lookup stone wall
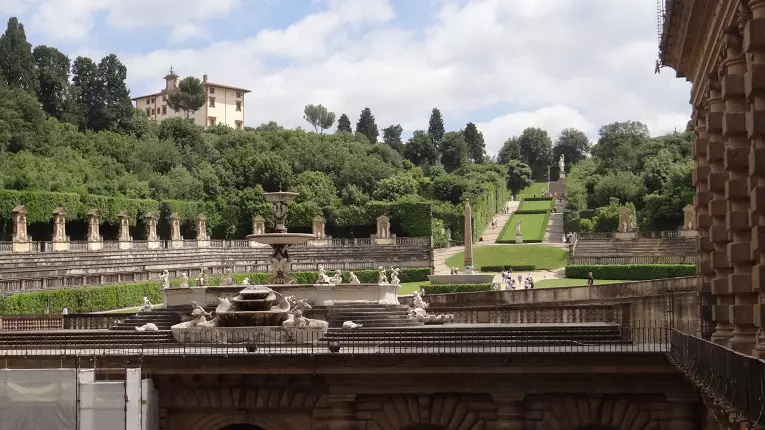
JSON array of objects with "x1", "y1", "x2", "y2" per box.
[{"x1": 402, "y1": 277, "x2": 701, "y2": 335}]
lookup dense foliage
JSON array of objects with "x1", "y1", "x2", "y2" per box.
[
  {"x1": 564, "y1": 121, "x2": 693, "y2": 232},
  {"x1": 0, "y1": 282, "x2": 161, "y2": 314}
]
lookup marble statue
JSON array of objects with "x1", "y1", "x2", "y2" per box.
[
  {"x1": 348, "y1": 272, "x2": 361, "y2": 285},
  {"x1": 158, "y1": 270, "x2": 170, "y2": 289},
  {"x1": 220, "y1": 267, "x2": 235, "y2": 286},
  {"x1": 376, "y1": 215, "x2": 391, "y2": 239},
  {"x1": 330, "y1": 270, "x2": 343, "y2": 284},
  {"x1": 515, "y1": 221, "x2": 522, "y2": 236},
  {"x1": 377, "y1": 266, "x2": 388, "y2": 284},
  {"x1": 61, "y1": 307, "x2": 68, "y2": 315},
  {"x1": 136, "y1": 323, "x2": 158, "y2": 332},
  {"x1": 682, "y1": 204, "x2": 695, "y2": 230},
  {"x1": 241, "y1": 277, "x2": 250, "y2": 285},
  {"x1": 342, "y1": 321, "x2": 363, "y2": 329},
  {"x1": 195, "y1": 266, "x2": 207, "y2": 286},
  {"x1": 282, "y1": 296, "x2": 328, "y2": 329},
  {"x1": 139, "y1": 297, "x2": 153, "y2": 313},
  {"x1": 317, "y1": 265, "x2": 332, "y2": 283},
  {"x1": 409, "y1": 291, "x2": 454, "y2": 325},
  {"x1": 389, "y1": 267, "x2": 401, "y2": 286},
  {"x1": 558, "y1": 155, "x2": 565, "y2": 174},
  {"x1": 617, "y1": 207, "x2": 632, "y2": 233},
  {"x1": 12, "y1": 205, "x2": 29, "y2": 242},
  {"x1": 179, "y1": 272, "x2": 189, "y2": 288},
  {"x1": 118, "y1": 213, "x2": 131, "y2": 241}
]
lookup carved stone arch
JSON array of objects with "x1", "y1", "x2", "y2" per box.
[
  {"x1": 189, "y1": 412, "x2": 288, "y2": 430},
  {"x1": 355, "y1": 393, "x2": 495, "y2": 430},
  {"x1": 526, "y1": 394, "x2": 661, "y2": 430}
]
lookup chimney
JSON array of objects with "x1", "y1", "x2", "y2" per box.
[{"x1": 203, "y1": 74, "x2": 208, "y2": 83}]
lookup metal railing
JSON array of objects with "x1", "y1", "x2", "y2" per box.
[
  {"x1": 668, "y1": 330, "x2": 765, "y2": 427},
  {"x1": 0, "y1": 323, "x2": 670, "y2": 357}
]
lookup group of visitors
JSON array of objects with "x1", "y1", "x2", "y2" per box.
[
  {"x1": 492, "y1": 269, "x2": 535, "y2": 291},
  {"x1": 561, "y1": 232, "x2": 574, "y2": 243}
]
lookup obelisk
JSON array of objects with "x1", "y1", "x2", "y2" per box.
[{"x1": 464, "y1": 199, "x2": 473, "y2": 274}]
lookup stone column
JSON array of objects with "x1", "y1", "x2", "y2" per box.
[
  {"x1": 170, "y1": 213, "x2": 183, "y2": 249},
  {"x1": 118, "y1": 211, "x2": 132, "y2": 250},
  {"x1": 145, "y1": 212, "x2": 160, "y2": 249},
  {"x1": 312, "y1": 216, "x2": 327, "y2": 245},
  {"x1": 11, "y1": 205, "x2": 31, "y2": 253},
  {"x1": 51, "y1": 207, "x2": 69, "y2": 252},
  {"x1": 745, "y1": 0, "x2": 765, "y2": 358},
  {"x1": 694, "y1": 105, "x2": 716, "y2": 340},
  {"x1": 249, "y1": 215, "x2": 266, "y2": 247},
  {"x1": 86, "y1": 209, "x2": 103, "y2": 251},
  {"x1": 707, "y1": 71, "x2": 735, "y2": 346},
  {"x1": 196, "y1": 214, "x2": 209, "y2": 248},
  {"x1": 464, "y1": 198, "x2": 474, "y2": 274},
  {"x1": 722, "y1": 28, "x2": 757, "y2": 353}
]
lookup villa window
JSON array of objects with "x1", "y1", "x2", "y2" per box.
[
  {"x1": 209, "y1": 87, "x2": 215, "y2": 94},
  {"x1": 236, "y1": 101, "x2": 242, "y2": 111},
  {"x1": 146, "y1": 99, "x2": 150, "y2": 105},
  {"x1": 151, "y1": 108, "x2": 155, "y2": 115},
  {"x1": 236, "y1": 91, "x2": 243, "y2": 98},
  {"x1": 145, "y1": 108, "x2": 150, "y2": 115},
  {"x1": 209, "y1": 97, "x2": 215, "y2": 108},
  {"x1": 235, "y1": 120, "x2": 243, "y2": 130},
  {"x1": 208, "y1": 117, "x2": 216, "y2": 127},
  {"x1": 162, "y1": 106, "x2": 167, "y2": 115},
  {"x1": 150, "y1": 98, "x2": 155, "y2": 104}
]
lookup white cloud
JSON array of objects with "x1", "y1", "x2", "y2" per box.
[
  {"x1": 48, "y1": 0, "x2": 692, "y2": 148},
  {"x1": 168, "y1": 23, "x2": 207, "y2": 44}
]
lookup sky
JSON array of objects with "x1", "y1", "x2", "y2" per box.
[{"x1": 0, "y1": 0, "x2": 693, "y2": 154}]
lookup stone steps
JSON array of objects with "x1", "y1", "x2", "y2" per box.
[
  {"x1": 0, "y1": 330, "x2": 175, "y2": 348},
  {"x1": 109, "y1": 310, "x2": 181, "y2": 331}
]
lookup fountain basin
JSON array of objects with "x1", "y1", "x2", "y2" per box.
[
  {"x1": 171, "y1": 326, "x2": 326, "y2": 345},
  {"x1": 217, "y1": 310, "x2": 289, "y2": 327},
  {"x1": 245, "y1": 233, "x2": 315, "y2": 245},
  {"x1": 263, "y1": 191, "x2": 299, "y2": 203},
  {"x1": 230, "y1": 298, "x2": 276, "y2": 311}
]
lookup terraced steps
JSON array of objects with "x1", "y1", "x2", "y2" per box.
[
  {"x1": 0, "y1": 330, "x2": 175, "y2": 348},
  {"x1": 310, "y1": 304, "x2": 424, "y2": 328},
  {"x1": 109, "y1": 310, "x2": 181, "y2": 331}
]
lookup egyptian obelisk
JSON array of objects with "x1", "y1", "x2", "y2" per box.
[{"x1": 464, "y1": 199, "x2": 473, "y2": 274}]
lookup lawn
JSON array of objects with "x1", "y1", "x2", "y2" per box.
[
  {"x1": 399, "y1": 281, "x2": 429, "y2": 295},
  {"x1": 498, "y1": 212, "x2": 549, "y2": 242},
  {"x1": 517, "y1": 199, "x2": 553, "y2": 211},
  {"x1": 445, "y1": 244, "x2": 567, "y2": 270},
  {"x1": 517, "y1": 181, "x2": 549, "y2": 199},
  {"x1": 534, "y1": 278, "x2": 630, "y2": 289}
]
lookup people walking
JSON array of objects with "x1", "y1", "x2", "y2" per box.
[{"x1": 587, "y1": 272, "x2": 594, "y2": 287}]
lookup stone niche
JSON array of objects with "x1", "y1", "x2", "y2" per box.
[
  {"x1": 615, "y1": 206, "x2": 636, "y2": 240},
  {"x1": 118, "y1": 211, "x2": 132, "y2": 250},
  {"x1": 312, "y1": 216, "x2": 328, "y2": 245},
  {"x1": 86, "y1": 208, "x2": 103, "y2": 251},
  {"x1": 11, "y1": 205, "x2": 32, "y2": 253},
  {"x1": 680, "y1": 204, "x2": 698, "y2": 237},
  {"x1": 51, "y1": 207, "x2": 70, "y2": 252},
  {"x1": 374, "y1": 215, "x2": 394, "y2": 245},
  {"x1": 170, "y1": 213, "x2": 183, "y2": 249},
  {"x1": 196, "y1": 214, "x2": 210, "y2": 248},
  {"x1": 145, "y1": 212, "x2": 160, "y2": 249},
  {"x1": 248, "y1": 216, "x2": 268, "y2": 247}
]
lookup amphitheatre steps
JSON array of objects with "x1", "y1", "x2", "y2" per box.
[
  {"x1": 573, "y1": 237, "x2": 696, "y2": 258},
  {"x1": 311, "y1": 304, "x2": 424, "y2": 328},
  {"x1": 0, "y1": 330, "x2": 175, "y2": 348},
  {"x1": 110, "y1": 310, "x2": 181, "y2": 331}
]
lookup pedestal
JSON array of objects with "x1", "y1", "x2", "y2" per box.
[
  {"x1": 311, "y1": 239, "x2": 329, "y2": 246},
  {"x1": 374, "y1": 238, "x2": 395, "y2": 245},
  {"x1": 147, "y1": 240, "x2": 160, "y2": 250},
  {"x1": 87, "y1": 240, "x2": 103, "y2": 251},
  {"x1": 11, "y1": 240, "x2": 31, "y2": 253},
  {"x1": 197, "y1": 239, "x2": 210, "y2": 248},
  {"x1": 463, "y1": 266, "x2": 474, "y2": 275},
  {"x1": 315, "y1": 284, "x2": 334, "y2": 306},
  {"x1": 248, "y1": 240, "x2": 268, "y2": 248},
  {"x1": 614, "y1": 232, "x2": 637, "y2": 240},
  {"x1": 171, "y1": 240, "x2": 183, "y2": 249},
  {"x1": 51, "y1": 240, "x2": 69, "y2": 252},
  {"x1": 680, "y1": 230, "x2": 699, "y2": 238},
  {"x1": 515, "y1": 234, "x2": 523, "y2": 244},
  {"x1": 118, "y1": 240, "x2": 132, "y2": 250}
]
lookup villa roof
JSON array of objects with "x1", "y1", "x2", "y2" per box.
[{"x1": 131, "y1": 81, "x2": 251, "y2": 101}]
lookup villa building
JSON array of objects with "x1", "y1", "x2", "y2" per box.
[{"x1": 132, "y1": 69, "x2": 250, "y2": 130}]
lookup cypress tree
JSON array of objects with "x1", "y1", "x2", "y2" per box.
[
  {"x1": 336, "y1": 113, "x2": 352, "y2": 133},
  {"x1": 355, "y1": 107, "x2": 379, "y2": 143},
  {"x1": 463, "y1": 122, "x2": 486, "y2": 163},
  {"x1": 428, "y1": 108, "x2": 445, "y2": 143},
  {"x1": 0, "y1": 17, "x2": 38, "y2": 93}
]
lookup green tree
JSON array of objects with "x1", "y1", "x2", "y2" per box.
[
  {"x1": 439, "y1": 131, "x2": 468, "y2": 172},
  {"x1": 0, "y1": 18, "x2": 37, "y2": 93},
  {"x1": 294, "y1": 170, "x2": 337, "y2": 204},
  {"x1": 505, "y1": 159, "x2": 533, "y2": 196},
  {"x1": 496, "y1": 137, "x2": 520, "y2": 164},
  {"x1": 303, "y1": 104, "x2": 335, "y2": 133},
  {"x1": 382, "y1": 124, "x2": 404, "y2": 153},
  {"x1": 0, "y1": 80, "x2": 46, "y2": 153},
  {"x1": 336, "y1": 113, "x2": 352, "y2": 133},
  {"x1": 553, "y1": 128, "x2": 589, "y2": 172},
  {"x1": 463, "y1": 122, "x2": 485, "y2": 163},
  {"x1": 167, "y1": 76, "x2": 206, "y2": 120},
  {"x1": 96, "y1": 54, "x2": 133, "y2": 132},
  {"x1": 33, "y1": 45, "x2": 70, "y2": 120},
  {"x1": 428, "y1": 107, "x2": 445, "y2": 143},
  {"x1": 355, "y1": 107, "x2": 378, "y2": 143},
  {"x1": 404, "y1": 130, "x2": 439, "y2": 166},
  {"x1": 372, "y1": 172, "x2": 419, "y2": 201},
  {"x1": 69, "y1": 56, "x2": 100, "y2": 130},
  {"x1": 591, "y1": 121, "x2": 650, "y2": 170},
  {"x1": 518, "y1": 127, "x2": 553, "y2": 179}
]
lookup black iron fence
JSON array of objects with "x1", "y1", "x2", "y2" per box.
[
  {"x1": 668, "y1": 330, "x2": 765, "y2": 427},
  {"x1": 0, "y1": 323, "x2": 671, "y2": 357}
]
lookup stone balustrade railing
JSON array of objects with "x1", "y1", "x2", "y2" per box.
[
  {"x1": 0, "y1": 314, "x2": 122, "y2": 331},
  {"x1": 576, "y1": 231, "x2": 685, "y2": 241},
  {"x1": 569, "y1": 255, "x2": 698, "y2": 265},
  {"x1": 427, "y1": 304, "x2": 629, "y2": 326},
  {"x1": 0, "y1": 236, "x2": 431, "y2": 254}
]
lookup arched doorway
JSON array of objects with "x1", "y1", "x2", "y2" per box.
[{"x1": 218, "y1": 425, "x2": 266, "y2": 430}]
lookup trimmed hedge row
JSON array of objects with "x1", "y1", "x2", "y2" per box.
[
  {"x1": 422, "y1": 284, "x2": 492, "y2": 294},
  {"x1": 0, "y1": 282, "x2": 162, "y2": 315},
  {"x1": 522, "y1": 197, "x2": 554, "y2": 201},
  {"x1": 513, "y1": 209, "x2": 550, "y2": 215},
  {"x1": 565, "y1": 264, "x2": 696, "y2": 280},
  {"x1": 479, "y1": 265, "x2": 536, "y2": 272},
  {"x1": 170, "y1": 268, "x2": 433, "y2": 287}
]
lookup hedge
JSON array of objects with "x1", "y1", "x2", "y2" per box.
[
  {"x1": 565, "y1": 264, "x2": 696, "y2": 280},
  {"x1": 513, "y1": 209, "x2": 550, "y2": 215},
  {"x1": 0, "y1": 282, "x2": 162, "y2": 315},
  {"x1": 432, "y1": 183, "x2": 509, "y2": 243},
  {"x1": 523, "y1": 197, "x2": 554, "y2": 201},
  {"x1": 170, "y1": 267, "x2": 433, "y2": 287},
  {"x1": 422, "y1": 284, "x2": 492, "y2": 294},
  {"x1": 479, "y1": 265, "x2": 536, "y2": 272}
]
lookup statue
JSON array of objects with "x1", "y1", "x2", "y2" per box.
[
  {"x1": 330, "y1": 269, "x2": 343, "y2": 284},
  {"x1": 135, "y1": 323, "x2": 158, "y2": 332},
  {"x1": 389, "y1": 267, "x2": 401, "y2": 286},
  {"x1": 376, "y1": 215, "x2": 391, "y2": 239},
  {"x1": 179, "y1": 272, "x2": 189, "y2": 288},
  {"x1": 170, "y1": 213, "x2": 182, "y2": 241},
  {"x1": 158, "y1": 270, "x2": 170, "y2": 289},
  {"x1": 220, "y1": 267, "x2": 234, "y2": 286},
  {"x1": 317, "y1": 265, "x2": 332, "y2": 283},
  {"x1": 195, "y1": 266, "x2": 207, "y2": 286},
  {"x1": 61, "y1": 307, "x2": 69, "y2": 315},
  {"x1": 282, "y1": 296, "x2": 328, "y2": 329},
  {"x1": 139, "y1": 297, "x2": 153, "y2": 313},
  {"x1": 409, "y1": 291, "x2": 454, "y2": 325},
  {"x1": 558, "y1": 155, "x2": 565, "y2": 174},
  {"x1": 348, "y1": 272, "x2": 361, "y2": 284},
  {"x1": 241, "y1": 277, "x2": 250, "y2": 285},
  {"x1": 682, "y1": 204, "x2": 695, "y2": 230},
  {"x1": 618, "y1": 207, "x2": 632, "y2": 233},
  {"x1": 377, "y1": 266, "x2": 388, "y2": 284}
]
